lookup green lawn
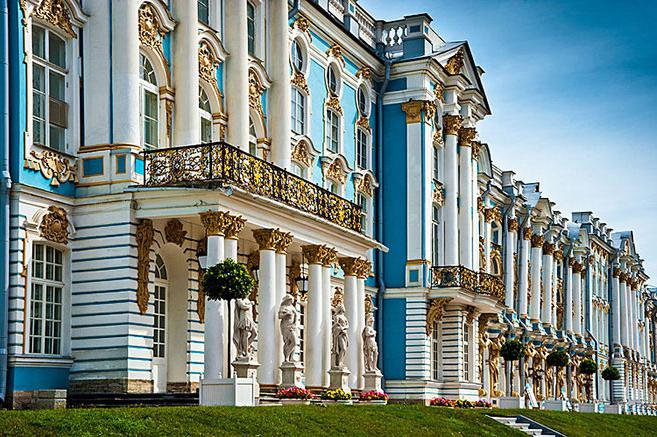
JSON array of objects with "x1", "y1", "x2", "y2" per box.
[{"x1": 0, "y1": 404, "x2": 654, "y2": 436}]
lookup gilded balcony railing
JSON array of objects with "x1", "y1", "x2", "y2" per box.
[
  {"x1": 142, "y1": 142, "x2": 362, "y2": 233},
  {"x1": 431, "y1": 266, "x2": 505, "y2": 302}
]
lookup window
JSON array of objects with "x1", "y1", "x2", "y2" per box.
[
  {"x1": 291, "y1": 39, "x2": 304, "y2": 72},
  {"x1": 327, "y1": 65, "x2": 339, "y2": 96},
  {"x1": 357, "y1": 193, "x2": 368, "y2": 234},
  {"x1": 327, "y1": 180, "x2": 338, "y2": 194},
  {"x1": 432, "y1": 204, "x2": 440, "y2": 264},
  {"x1": 290, "y1": 162, "x2": 304, "y2": 178},
  {"x1": 433, "y1": 146, "x2": 440, "y2": 180},
  {"x1": 32, "y1": 25, "x2": 68, "y2": 151},
  {"x1": 29, "y1": 243, "x2": 63, "y2": 355},
  {"x1": 198, "y1": 0, "x2": 209, "y2": 25},
  {"x1": 199, "y1": 87, "x2": 212, "y2": 143},
  {"x1": 248, "y1": 117, "x2": 258, "y2": 156},
  {"x1": 431, "y1": 321, "x2": 441, "y2": 380},
  {"x1": 153, "y1": 255, "x2": 167, "y2": 359},
  {"x1": 491, "y1": 222, "x2": 501, "y2": 245},
  {"x1": 247, "y1": 2, "x2": 255, "y2": 56},
  {"x1": 462, "y1": 322, "x2": 469, "y2": 380},
  {"x1": 326, "y1": 109, "x2": 340, "y2": 153},
  {"x1": 291, "y1": 87, "x2": 305, "y2": 134},
  {"x1": 357, "y1": 86, "x2": 369, "y2": 116},
  {"x1": 140, "y1": 54, "x2": 159, "y2": 148},
  {"x1": 356, "y1": 128, "x2": 368, "y2": 169}
]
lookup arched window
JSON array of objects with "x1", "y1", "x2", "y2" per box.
[
  {"x1": 356, "y1": 128, "x2": 368, "y2": 169},
  {"x1": 247, "y1": 2, "x2": 256, "y2": 56},
  {"x1": 199, "y1": 87, "x2": 212, "y2": 143},
  {"x1": 327, "y1": 64, "x2": 339, "y2": 96},
  {"x1": 491, "y1": 221, "x2": 501, "y2": 245},
  {"x1": 32, "y1": 25, "x2": 68, "y2": 151},
  {"x1": 290, "y1": 39, "x2": 304, "y2": 72},
  {"x1": 291, "y1": 87, "x2": 305, "y2": 134},
  {"x1": 140, "y1": 54, "x2": 159, "y2": 148},
  {"x1": 29, "y1": 242, "x2": 64, "y2": 355},
  {"x1": 357, "y1": 85, "x2": 369, "y2": 117},
  {"x1": 154, "y1": 254, "x2": 168, "y2": 280},
  {"x1": 153, "y1": 255, "x2": 167, "y2": 359},
  {"x1": 325, "y1": 110, "x2": 340, "y2": 153},
  {"x1": 356, "y1": 193, "x2": 369, "y2": 235},
  {"x1": 248, "y1": 117, "x2": 258, "y2": 156}
]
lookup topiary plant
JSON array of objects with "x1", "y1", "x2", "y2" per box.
[
  {"x1": 579, "y1": 358, "x2": 598, "y2": 376},
  {"x1": 546, "y1": 349, "x2": 570, "y2": 368},
  {"x1": 500, "y1": 339, "x2": 525, "y2": 362},
  {"x1": 602, "y1": 366, "x2": 621, "y2": 381},
  {"x1": 202, "y1": 258, "x2": 254, "y2": 301}
]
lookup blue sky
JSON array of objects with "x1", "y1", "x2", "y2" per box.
[{"x1": 363, "y1": 0, "x2": 657, "y2": 280}]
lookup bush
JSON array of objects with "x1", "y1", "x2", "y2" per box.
[
  {"x1": 429, "y1": 397, "x2": 454, "y2": 407},
  {"x1": 579, "y1": 358, "x2": 598, "y2": 375},
  {"x1": 202, "y1": 258, "x2": 254, "y2": 301},
  {"x1": 360, "y1": 391, "x2": 388, "y2": 401},
  {"x1": 602, "y1": 366, "x2": 621, "y2": 381},
  {"x1": 322, "y1": 388, "x2": 352, "y2": 401},
  {"x1": 500, "y1": 339, "x2": 525, "y2": 362},
  {"x1": 474, "y1": 399, "x2": 492, "y2": 408},
  {"x1": 546, "y1": 349, "x2": 570, "y2": 368},
  {"x1": 276, "y1": 387, "x2": 315, "y2": 400}
]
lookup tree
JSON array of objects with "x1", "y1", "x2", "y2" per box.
[
  {"x1": 578, "y1": 358, "x2": 598, "y2": 402},
  {"x1": 601, "y1": 366, "x2": 621, "y2": 405},
  {"x1": 546, "y1": 350, "x2": 569, "y2": 399},
  {"x1": 202, "y1": 258, "x2": 254, "y2": 301},
  {"x1": 500, "y1": 339, "x2": 525, "y2": 396}
]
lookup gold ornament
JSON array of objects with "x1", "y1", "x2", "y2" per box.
[
  {"x1": 248, "y1": 70, "x2": 265, "y2": 117},
  {"x1": 426, "y1": 297, "x2": 453, "y2": 336},
  {"x1": 458, "y1": 127, "x2": 477, "y2": 148},
  {"x1": 356, "y1": 66, "x2": 372, "y2": 81},
  {"x1": 139, "y1": 3, "x2": 166, "y2": 61},
  {"x1": 322, "y1": 159, "x2": 347, "y2": 185},
  {"x1": 325, "y1": 95, "x2": 343, "y2": 115},
  {"x1": 291, "y1": 141, "x2": 312, "y2": 168},
  {"x1": 32, "y1": 0, "x2": 75, "y2": 38},
  {"x1": 293, "y1": 16, "x2": 310, "y2": 33},
  {"x1": 443, "y1": 114, "x2": 462, "y2": 136},
  {"x1": 401, "y1": 100, "x2": 423, "y2": 124},
  {"x1": 164, "y1": 219, "x2": 187, "y2": 246},
  {"x1": 199, "y1": 40, "x2": 219, "y2": 86},
  {"x1": 136, "y1": 219, "x2": 154, "y2": 315},
  {"x1": 291, "y1": 71, "x2": 309, "y2": 94},
  {"x1": 444, "y1": 47, "x2": 465, "y2": 75},
  {"x1": 39, "y1": 206, "x2": 69, "y2": 243},
  {"x1": 433, "y1": 182, "x2": 445, "y2": 207},
  {"x1": 199, "y1": 210, "x2": 232, "y2": 236},
  {"x1": 24, "y1": 149, "x2": 77, "y2": 186}
]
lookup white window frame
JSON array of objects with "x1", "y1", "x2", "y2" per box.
[
  {"x1": 431, "y1": 320, "x2": 442, "y2": 381},
  {"x1": 140, "y1": 53, "x2": 160, "y2": 149},
  {"x1": 356, "y1": 127, "x2": 369, "y2": 170},
  {"x1": 356, "y1": 84, "x2": 370, "y2": 118},
  {"x1": 291, "y1": 86, "x2": 306, "y2": 135},
  {"x1": 356, "y1": 192, "x2": 371, "y2": 236},
  {"x1": 325, "y1": 109, "x2": 340, "y2": 154},
  {"x1": 153, "y1": 255, "x2": 168, "y2": 359},
  {"x1": 462, "y1": 320, "x2": 470, "y2": 381},
  {"x1": 198, "y1": 0, "x2": 210, "y2": 25},
  {"x1": 199, "y1": 87, "x2": 213, "y2": 143}
]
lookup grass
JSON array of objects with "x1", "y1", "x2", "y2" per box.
[{"x1": 0, "y1": 404, "x2": 654, "y2": 436}]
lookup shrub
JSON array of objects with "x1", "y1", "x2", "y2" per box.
[
  {"x1": 546, "y1": 349, "x2": 570, "y2": 368},
  {"x1": 429, "y1": 397, "x2": 454, "y2": 407},
  {"x1": 500, "y1": 339, "x2": 525, "y2": 362},
  {"x1": 359, "y1": 391, "x2": 388, "y2": 401},
  {"x1": 474, "y1": 399, "x2": 492, "y2": 408},
  {"x1": 579, "y1": 358, "x2": 598, "y2": 375},
  {"x1": 202, "y1": 258, "x2": 254, "y2": 301},
  {"x1": 602, "y1": 366, "x2": 621, "y2": 381},
  {"x1": 276, "y1": 387, "x2": 315, "y2": 400},
  {"x1": 322, "y1": 388, "x2": 352, "y2": 401}
]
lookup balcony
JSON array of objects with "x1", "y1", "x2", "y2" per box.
[
  {"x1": 142, "y1": 142, "x2": 362, "y2": 233},
  {"x1": 431, "y1": 266, "x2": 505, "y2": 302}
]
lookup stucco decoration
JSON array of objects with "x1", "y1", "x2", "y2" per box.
[
  {"x1": 24, "y1": 149, "x2": 77, "y2": 186},
  {"x1": 278, "y1": 294, "x2": 299, "y2": 363},
  {"x1": 164, "y1": 219, "x2": 187, "y2": 246},
  {"x1": 444, "y1": 47, "x2": 465, "y2": 75},
  {"x1": 136, "y1": 219, "x2": 154, "y2": 315},
  {"x1": 426, "y1": 297, "x2": 452, "y2": 336},
  {"x1": 291, "y1": 140, "x2": 313, "y2": 168},
  {"x1": 138, "y1": 2, "x2": 174, "y2": 66},
  {"x1": 233, "y1": 298, "x2": 258, "y2": 361},
  {"x1": 32, "y1": 0, "x2": 75, "y2": 37},
  {"x1": 325, "y1": 95, "x2": 343, "y2": 116},
  {"x1": 199, "y1": 40, "x2": 219, "y2": 86},
  {"x1": 39, "y1": 205, "x2": 69, "y2": 244},
  {"x1": 322, "y1": 157, "x2": 348, "y2": 185},
  {"x1": 248, "y1": 69, "x2": 265, "y2": 118},
  {"x1": 291, "y1": 71, "x2": 309, "y2": 94}
]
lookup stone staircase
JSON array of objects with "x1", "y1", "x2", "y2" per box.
[
  {"x1": 67, "y1": 392, "x2": 199, "y2": 408},
  {"x1": 489, "y1": 415, "x2": 565, "y2": 437}
]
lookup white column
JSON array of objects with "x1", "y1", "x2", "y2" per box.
[
  {"x1": 275, "y1": 238, "x2": 291, "y2": 383},
  {"x1": 472, "y1": 153, "x2": 480, "y2": 272},
  {"x1": 611, "y1": 267, "x2": 622, "y2": 345},
  {"x1": 620, "y1": 272, "x2": 628, "y2": 347},
  {"x1": 629, "y1": 282, "x2": 636, "y2": 352},
  {"x1": 112, "y1": 0, "x2": 140, "y2": 145},
  {"x1": 458, "y1": 127, "x2": 475, "y2": 269},
  {"x1": 356, "y1": 276, "x2": 366, "y2": 389},
  {"x1": 172, "y1": 0, "x2": 200, "y2": 145},
  {"x1": 504, "y1": 219, "x2": 517, "y2": 312},
  {"x1": 529, "y1": 234, "x2": 543, "y2": 323},
  {"x1": 340, "y1": 258, "x2": 359, "y2": 389},
  {"x1": 573, "y1": 263, "x2": 582, "y2": 336},
  {"x1": 443, "y1": 115, "x2": 461, "y2": 265},
  {"x1": 253, "y1": 229, "x2": 278, "y2": 386},
  {"x1": 518, "y1": 230, "x2": 530, "y2": 319},
  {"x1": 322, "y1": 253, "x2": 336, "y2": 387},
  {"x1": 224, "y1": 0, "x2": 249, "y2": 150},
  {"x1": 564, "y1": 259, "x2": 573, "y2": 333},
  {"x1": 484, "y1": 216, "x2": 492, "y2": 273},
  {"x1": 541, "y1": 243, "x2": 554, "y2": 327},
  {"x1": 224, "y1": 236, "x2": 238, "y2": 373},
  {"x1": 269, "y1": 0, "x2": 291, "y2": 168},
  {"x1": 303, "y1": 246, "x2": 325, "y2": 389}
]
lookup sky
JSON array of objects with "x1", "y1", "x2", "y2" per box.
[{"x1": 362, "y1": 0, "x2": 657, "y2": 281}]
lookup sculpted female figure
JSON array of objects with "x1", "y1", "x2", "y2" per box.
[
  {"x1": 331, "y1": 303, "x2": 349, "y2": 368},
  {"x1": 233, "y1": 298, "x2": 257, "y2": 360},
  {"x1": 362, "y1": 312, "x2": 379, "y2": 372},
  {"x1": 278, "y1": 294, "x2": 299, "y2": 363}
]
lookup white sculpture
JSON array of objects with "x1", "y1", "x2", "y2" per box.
[
  {"x1": 362, "y1": 311, "x2": 379, "y2": 372},
  {"x1": 331, "y1": 303, "x2": 349, "y2": 368},
  {"x1": 278, "y1": 294, "x2": 299, "y2": 363},
  {"x1": 233, "y1": 298, "x2": 257, "y2": 361}
]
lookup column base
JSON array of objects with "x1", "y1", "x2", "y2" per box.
[
  {"x1": 604, "y1": 403, "x2": 625, "y2": 414},
  {"x1": 329, "y1": 367, "x2": 351, "y2": 394},
  {"x1": 579, "y1": 402, "x2": 602, "y2": 413},
  {"x1": 232, "y1": 359, "x2": 260, "y2": 379},
  {"x1": 544, "y1": 399, "x2": 569, "y2": 411},
  {"x1": 280, "y1": 361, "x2": 304, "y2": 388},
  {"x1": 363, "y1": 370, "x2": 383, "y2": 393},
  {"x1": 199, "y1": 377, "x2": 259, "y2": 406},
  {"x1": 499, "y1": 396, "x2": 525, "y2": 409}
]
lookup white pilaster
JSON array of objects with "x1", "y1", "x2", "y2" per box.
[
  {"x1": 541, "y1": 246, "x2": 554, "y2": 327},
  {"x1": 173, "y1": 0, "x2": 200, "y2": 145},
  {"x1": 620, "y1": 273, "x2": 628, "y2": 347},
  {"x1": 442, "y1": 114, "x2": 461, "y2": 266},
  {"x1": 504, "y1": 219, "x2": 517, "y2": 312},
  {"x1": 275, "y1": 249, "x2": 288, "y2": 383},
  {"x1": 225, "y1": 0, "x2": 249, "y2": 150},
  {"x1": 529, "y1": 235, "x2": 543, "y2": 322},
  {"x1": 204, "y1": 233, "x2": 225, "y2": 378},
  {"x1": 304, "y1": 255, "x2": 324, "y2": 388},
  {"x1": 518, "y1": 231, "x2": 530, "y2": 318},
  {"x1": 458, "y1": 127, "x2": 475, "y2": 269},
  {"x1": 269, "y1": 0, "x2": 291, "y2": 168},
  {"x1": 573, "y1": 264, "x2": 582, "y2": 336},
  {"x1": 564, "y1": 260, "x2": 573, "y2": 333},
  {"x1": 356, "y1": 276, "x2": 366, "y2": 389},
  {"x1": 322, "y1": 262, "x2": 333, "y2": 387}
]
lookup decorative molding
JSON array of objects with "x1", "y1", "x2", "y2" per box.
[
  {"x1": 225, "y1": 215, "x2": 246, "y2": 240},
  {"x1": 291, "y1": 141, "x2": 312, "y2": 168},
  {"x1": 443, "y1": 114, "x2": 462, "y2": 136},
  {"x1": 465, "y1": 306, "x2": 478, "y2": 325},
  {"x1": 484, "y1": 207, "x2": 501, "y2": 223},
  {"x1": 293, "y1": 16, "x2": 310, "y2": 34},
  {"x1": 472, "y1": 140, "x2": 481, "y2": 160},
  {"x1": 426, "y1": 298, "x2": 453, "y2": 336},
  {"x1": 326, "y1": 44, "x2": 345, "y2": 65},
  {"x1": 531, "y1": 234, "x2": 544, "y2": 248},
  {"x1": 356, "y1": 66, "x2": 372, "y2": 81},
  {"x1": 353, "y1": 172, "x2": 375, "y2": 197},
  {"x1": 400, "y1": 100, "x2": 435, "y2": 124},
  {"x1": 325, "y1": 95, "x2": 343, "y2": 115},
  {"x1": 138, "y1": 3, "x2": 167, "y2": 61},
  {"x1": 32, "y1": 0, "x2": 76, "y2": 38},
  {"x1": 136, "y1": 219, "x2": 154, "y2": 315},
  {"x1": 458, "y1": 127, "x2": 477, "y2": 148},
  {"x1": 508, "y1": 218, "x2": 519, "y2": 232},
  {"x1": 24, "y1": 149, "x2": 77, "y2": 186},
  {"x1": 356, "y1": 115, "x2": 371, "y2": 132},
  {"x1": 164, "y1": 219, "x2": 187, "y2": 246},
  {"x1": 477, "y1": 197, "x2": 485, "y2": 215},
  {"x1": 199, "y1": 210, "x2": 232, "y2": 236},
  {"x1": 332, "y1": 286, "x2": 344, "y2": 308},
  {"x1": 291, "y1": 70, "x2": 309, "y2": 94},
  {"x1": 522, "y1": 228, "x2": 532, "y2": 240},
  {"x1": 444, "y1": 47, "x2": 465, "y2": 75},
  {"x1": 338, "y1": 257, "x2": 359, "y2": 277},
  {"x1": 248, "y1": 69, "x2": 265, "y2": 117},
  {"x1": 165, "y1": 99, "x2": 174, "y2": 141},
  {"x1": 432, "y1": 182, "x2": 445, "y2": 207},
  {"x1": 273, "y1": 231, "x2": 294, "y2": 254},
  {"x1": 252, "y1": 228, "x2": 282, "y2": 251},
  {"x1": 433, "y1": 127, "x2": 443, "y2": 146},
  {"x1": 542, "y1": 242, "x2": 556, "y2": 255},
  {"x1": 434, "y1": 82, "x2": 445, "y2": 103},
  {"x1": 323, "y1": 247, "x2": 338, "y2": 267},
  {"x1": 39, "y1": 206, "x2": 69, "y2": 244},
  {"x1": 199, "y1": 39, "x2": 220, "y2": 86},
  {"x1": 322, "y1": 158, "x2": 347, "y2": 185}
]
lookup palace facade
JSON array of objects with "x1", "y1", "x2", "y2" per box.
[{"x1": 0, "y1": 0, "x2": 655, "y2": 411}]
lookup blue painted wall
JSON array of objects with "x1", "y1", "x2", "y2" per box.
[
  {"x1": 7, "y1": 366, "x2": 70, "y2": 391},
  {"x1": 382, "y1": 298, "x2": 406, "y2": 380}
]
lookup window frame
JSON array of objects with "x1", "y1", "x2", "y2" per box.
[
  {"x1": 153, "y1": 255, "x2": 168, "y2": 359},
  {"x1": 247, "y1": 1, "x2": 256, "y2": 57},
  {"x1": 199, "y1": 87, "x2": 213, "y2": 143},
  {"x1": 290, "y1": 38, "x2": 305, "y2": 73},
  {"x1": 356, "y1": 85, "x2": 370, "y2": 117},
  {"x1": 198, "y1": 0, "x2": 210, "y2": 25},
  {"x1": 325, "y1": 109, "x2": 340, "y2": 154},
  {"x1": 431, "y1": 320, "x2": 442, "y2": 381},
  {"x1": 291, "y1": 86, "x2": 306, "y2": 135},
  {"x1": 139, "y1": 53, "x2": 160, "y2": 149},
  {"x1": 356, "y1": 127, "x2": 369, "y2": 170}
]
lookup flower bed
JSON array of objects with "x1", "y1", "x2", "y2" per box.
[
  {"x1": 322, "y1": 388, "x2": 353, "y2": 404},
  {"x1": 429, "y1": 397, "x2": 492, "y2": 409},
  {"x1": 276, "y1": 387, "x2": 316, "y2": 402},
  {"x1": 359, "y1": 391, "x2": 388, "y2": 405}
]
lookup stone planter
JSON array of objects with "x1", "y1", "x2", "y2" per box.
[
  {"x1": 544, "y1": 399, "x2": 569, "y2": 411},
  {"x1": 499, "y1": 396, "x2": 525, "y2": 409},
  {"x1": 199, "y1": 377, "x2": 258, "y2": 407},
  {"x1": 358, "y1": 400, "x2": 387, "y2": 405},
  {"x1": 579, "y1": 402, "x2": 600, "y2": 413},
  {"x1": 279, "y1": 399, "x2": 312, "y2": 405},
  {"x1": 337, "y1": 399, "x2": 354, "y2": 405}
]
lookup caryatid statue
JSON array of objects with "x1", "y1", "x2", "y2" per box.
[
  {"x1": 332, "y1": 303, "x2": 349, "y2": 368},
  {"x1": 362, "y1": 311, "x2": 379, "y2": 372},
  {"x1": 233, "y1": 298, "x2": 257, "y2": 361},
  {"x1": 278, "y1": 294, "x2": 299, "y2": 364}
]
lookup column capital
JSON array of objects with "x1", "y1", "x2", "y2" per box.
[
  {"x1": 522, "y1": 227, "x2": 532, "y2": 240},
  {"x1": 472, "y1": 140, "x2": 482, "y2": 160},
  {"x1": 458, "y1": 127, "x2": 477, "y2": 147},
  {"x1": 484, "y1": 207, "x2": 501, "y2": 223},
  {"x1": 530, "y1": 234, "x2": 544, "y2": 248},
  {"x1": 553, "y1": 248, "x2": 564, "y2": 261},
  {"x1": 400, "y1": 99, "x2": 433, "y2": 124},
  {"x1": 338, "y1": 257, "x2": 359, "y2": 276},
  {"x1": 542, "y1": 241, "x2": 555, "y2": 255},
  {"x1": 199, "y1": 210, "x2": 232, "y2": 236},
  {"x1": 224, "y1": 215, "x2": 246, "y2": 240},
  {"x1": 442, "y1": 114, "x2": 462, "y2": 136},
  {"x1": 572, "y1": 261, "x2": 585, "y2": 273},
  {"x1": 323, "y1": 247, "x2": 338, "y2": 267},
  {"x1": 613, "y1": 267, "x2": 622, "y2": 278},
  {"x1": 302, "y1": 244, "x2": 330, "y2": 265},
  {"x1": 252, "y1": 228, "x2": 291, "y2": 251},
  {"x1": 508, "y1": 218, "x2": 519, "y2": 233},
  {"x1": 354, "y1": 258, "x2": 372, "y2": 279}
]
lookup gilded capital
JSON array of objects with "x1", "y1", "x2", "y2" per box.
[
  {"x1": 522, "y1": 228, "x2": 532, "y2": 240},
  {"x1": 530, "y1": 234, "x2": 544, "y2": 248},
  {"x1": 401, "y1": 100, "x2": 424, "y2": 124},
  {"x1": 225, "y1": 215, "x2": 246, "y2": 240},
  {"x1": 484, "y1": 207, "x2": 501, "y2": 223},
  {"x1": 443, "y1": 114, "x2": 462, "y2": 136},
  {"x1": 613, "y1": 267, "x2": 621, "y2": 278},
  {"x1": 253, "y1": 228, "x2": 282, "y2": 251},
  {"x1": 323, "y1": 247, "x2": 338, "y2": 267},
  {"x1": 339, "y1": 257, "x2": 359, "y2": 277},
  {"x1": 303, "y1": 244, "x2": 330, "y2": 265},
  {"x1": 273, "y1": 231, "x2": 294, "y2": 253},
  {"x1": 472, "y1": 140, "x2": 482, "y2": 160},
  {"x1": 458, "y1": 127, "x2": 477, "y2": 148},
  {"x1": 508, "y1": 218, "x2": 519, "y2": 233},
  {"x1": 354, "y1": 258, "x2": 372, "y2": 279},
  {"x1": 542, "y1": 242, "x2": 556, "y2": 255},
  {"x1": 199, "y1": 211, "x2": 232, "y2": 236}
]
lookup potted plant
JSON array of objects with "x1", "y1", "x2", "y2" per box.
[
  {"x1": 602, "y1": 365, "x2": 621, "y2": 408},
  {"x1": 202, "y1": 258, "x2": 254, "y2": 301},
  {"x1": 429, "y1": 397, "x2": 454, "y2": 408},
  {"x1": 322, "y1": 388, "x2": 353, "y2": 405},
  {"x1": 544, "y1": 349, "x2": 570, "y2": 411},
  {"x1": 276, "y1": 387, "x2": 316, "y2": 405},
  {"x1": 498, "y1": 339, "x2": 525, "y2": 408},
  {"x1": 359, "y1": 390, "x2": 389, "y2": 405},
  {"x1": 578, "y1": 358, "x2": 598, "y2": 402}
]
